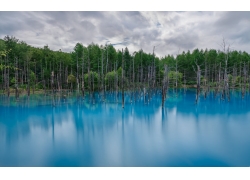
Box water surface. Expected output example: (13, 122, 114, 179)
(0, 90, 250, 166)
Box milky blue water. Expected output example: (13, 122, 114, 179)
(0, 89, 250, 167)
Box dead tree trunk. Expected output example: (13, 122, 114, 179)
(218, 62, 221, 99)
(162, 65, 168, 107)
(240, 61, 242, 96)
(132, 54, 135, 102)
(3, 55, 6, 95)
(232, 64, 237, 91)
(152, 46, 155, 90)
(15, 57, 19, 100)
(92, 71, 95, 104)
(27, 57, 30, 97)
(223, 41, 230, 101)
(248, 62, 250, 93)
(204, 58, 208, 99)
(101, 50, 104, 102)
(243, 62, 247, 98)
(115, 59, 118, 103)
(87, 48, 91, 101)
(59, 57, 62, 93)
(1, 55, 3, 94)
(76, 53, 79, 98)
(105, 46, 109, 100)
(175, 55, 178, 95)
(7, 55, 10, 97)
(193, 60, 201, 104)
(81, 52, 85, 98)
(147, 66, 150, 103)
(183, 70, 186, 93)
(98, 58, 100, 95)
(122, 49, 124, 108)
(65, 65, 68, 96)
(51, 71, 55, 106)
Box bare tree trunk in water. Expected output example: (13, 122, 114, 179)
(59, 57, 62, 93)
(65, 66, 68, 96)
(115, 59, 118, 103)
(76, 53, 79, 98)
(92, 71, 95, 104)
(101, 50, 104, 102)
(147, 66, 150, 104)
(1, 56, 3, 94)
(243, 62, 247, 98)
(248, 62, 250, 93)
(183, 70, 186, 94)
(193, 60, 201, 104)
(97, 58, 100, 96)
(162, 65, 168, 107)
(122, 49, 124, 108)
(81, 53, 85, 98)
(7, 55, 10, 97)
(105, 46, 109, 101)
(51, 71, 55, 106)
(204, 58, 208, 99)
(175, 51, 178, 96)
(222, 38, 230, 101)
(232, 64, 236, 91)
(218, 62, 221, 99)
(240, 62, 242, 98)
(133, 55, 135, 102)
(87, 48, 91, 101)
(15, 57, 19, 100)
(27, 57, 30, 97)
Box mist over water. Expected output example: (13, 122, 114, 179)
(1, 90, 250, 166)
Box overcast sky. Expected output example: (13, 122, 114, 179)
(0, 11, 250, 57)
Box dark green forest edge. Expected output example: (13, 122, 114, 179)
(1, 36, 250, 106)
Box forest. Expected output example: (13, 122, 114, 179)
(1, 35, 250, 105)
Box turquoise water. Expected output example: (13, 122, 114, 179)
(0, 90, 250, 167)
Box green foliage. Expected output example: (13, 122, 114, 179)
(30, 71, 36, 85)
(67, 74, 76, 84)
(105, 70, 117, 82)
(0, 64, 18, 71)
(117, 67, 123, 76)
(84, 71, 99, 82)
(168, 71, 183, 87)
(10, 77, 16, 85)
(83, 71, 99, 90)
(235, 76, 242, 84)
(228, 74, 233, 83)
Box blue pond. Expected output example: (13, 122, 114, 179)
(0, 89, 250, 167)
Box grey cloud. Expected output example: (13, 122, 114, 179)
(112, 37, 130, 46)
(68, 20, 96, 42)
(0, 12, 27, 35)
(80, 20, 96, 31)
(214, 12, 250, 29)
(25, 18, 45, 30)
(166, 32, 198, 50)
(78, 11, 105, 19)
(116, 11, 149, 30)
(210, 12, 250, 39)
(232, 29, 250, 44)
(0, 21, 19, 35)
(98, 19, 124, 38)
(162, 14, 180, 27)
(44, 11, 74, 23)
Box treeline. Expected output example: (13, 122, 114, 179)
(1, 35, 250, 103)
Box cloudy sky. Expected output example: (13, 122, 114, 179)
(0, 11, 250, 57)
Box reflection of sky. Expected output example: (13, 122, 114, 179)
(0, 90, 250, 166)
